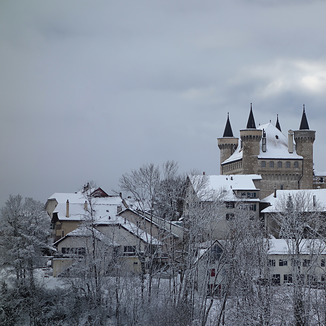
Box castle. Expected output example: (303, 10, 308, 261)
(217, 105, 316, 199)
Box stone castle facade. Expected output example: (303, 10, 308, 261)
(218, 105, 316, 199)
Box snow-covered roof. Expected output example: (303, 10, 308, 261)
(257, 123, 302, 160)
(54, 226, 119, 246)
(95, 214, 162, 245)
(261, 189, 326, 213)
(189, 174, 261, 201)
(119, 208, 182, 238)
(222, 123, 302, 165)
(268, 238, 326, 255)
(48, 191, 124, 221)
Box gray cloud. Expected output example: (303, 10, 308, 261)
(1, 0, 326, 205)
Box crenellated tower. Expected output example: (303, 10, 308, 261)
(294, 105, 315, 189)
(218, 113, 238, 174)
(240, 104, 262, 174)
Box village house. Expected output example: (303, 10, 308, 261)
(46, 185, 185, 277)
(267, 238, 326, 286)
(185, 174, 261, 239)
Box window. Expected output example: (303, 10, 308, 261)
(307, 275, 317, 284)
(286, 161, 291, 168)
(279, 259, 288, 267)
(226, 202, 235, 209)
(268, 259, 276, 267)
(294, 161, 299, 168)
(269, 161, 274, 168)
(61, 247, 86, 255)
(247, 192, 256, 198)
(278, 161, 283, 168)
(321, 259, 325, 267)
(211, 269, 216, 277)
(123, 246, 137, 256)
(249, 204, 256, 211)
(291, 259, 301, 267)
(77, 248, 86, 255)
(272, 274, 281, 285)
(303, 259, 311, 267)
(284, 274, 293, 283)
(261, 161, 266, 168)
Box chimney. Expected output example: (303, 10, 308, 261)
(274, 188, 277, 198)
(203, 171, 206, 175)
(66, 200, 69, 217)
(288, 130, 294, 153)
(84, 200, 88, 211)
(262, 129, 267, 152)
(313, 195, 316, 207)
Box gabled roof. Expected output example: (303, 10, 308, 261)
(48, 191, 124, 222)
(119, 208, 183, 239)
(223, 113, 234, 137)
(261, 189, 326, 213)
(299, 106, 310, 130)
(53, 226, 119, 247)
(188, 174, 261, 202)
(268, 239, 326, 255)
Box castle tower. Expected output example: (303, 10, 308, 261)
(294, 105, 315, 189)
(240, 104, 262, 174)
(218, 113, 238, 173)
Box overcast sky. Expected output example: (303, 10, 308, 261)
(1, 0, 326, 206)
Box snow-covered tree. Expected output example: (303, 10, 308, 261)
(0, 195, 50, 282)
(0, 195, 51, 325)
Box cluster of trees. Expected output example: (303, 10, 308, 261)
(1, 162, 326, 325)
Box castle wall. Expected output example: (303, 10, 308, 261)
(240, 129, 262, 174)
(294, 130, 315, 189)
(218, 137, 238, 174)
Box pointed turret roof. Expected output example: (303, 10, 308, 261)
(223, 113, 234, 137)
(299, 105, 310, 130)
(275, 114, 281, 131)
(246, 103, 256, 129)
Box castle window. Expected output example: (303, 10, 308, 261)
(294, 161, 299, 168)
(269, 161, 274, 168)
(278, 161, 282, 168)
(286, 161, 291, 168)
(261, 161, 266, 168)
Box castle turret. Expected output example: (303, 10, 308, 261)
(218, 113, 238, 173)
(294, 105, 315, 189)
(240, 104, 262, 174)
(276, 114, 281, 131)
